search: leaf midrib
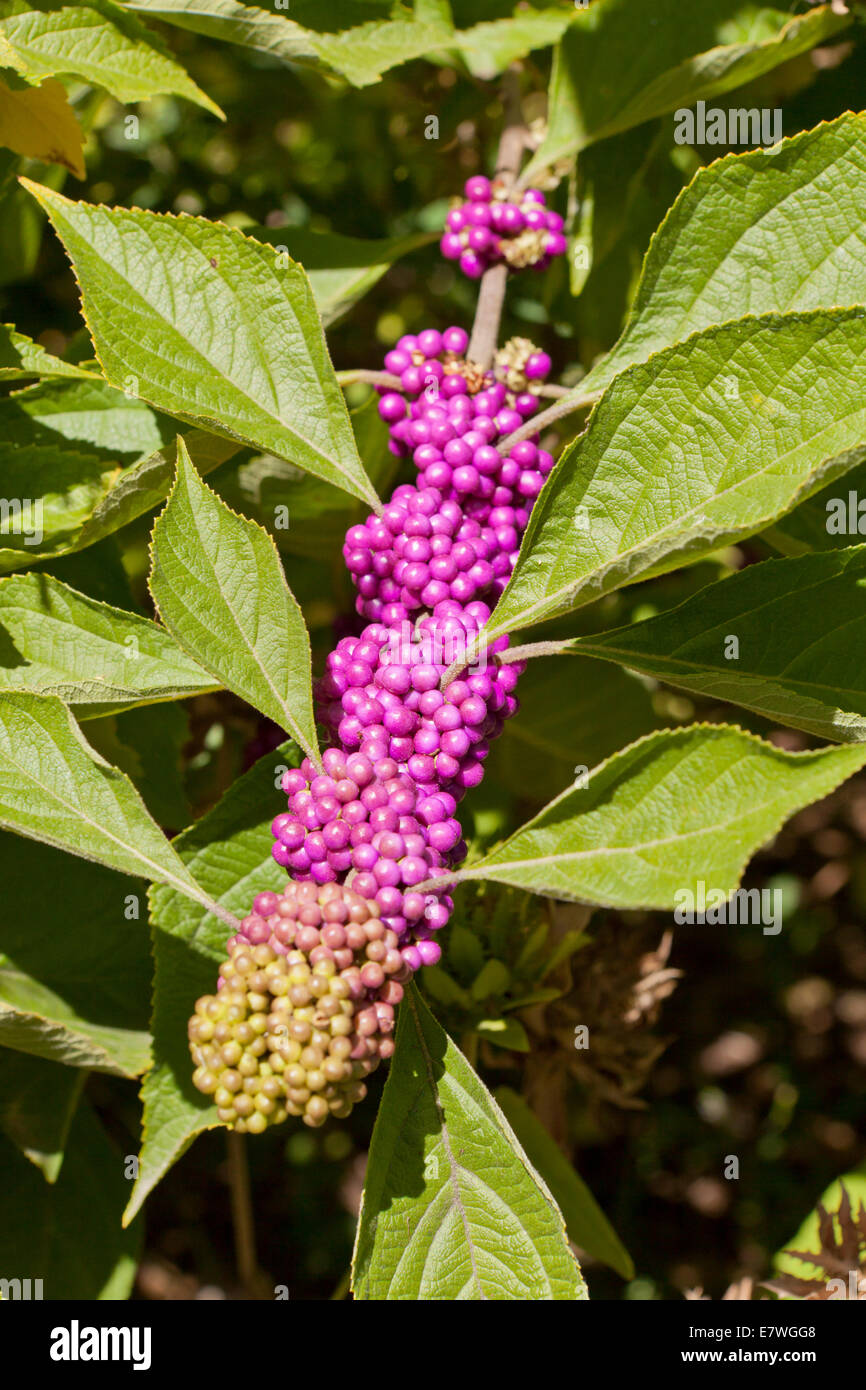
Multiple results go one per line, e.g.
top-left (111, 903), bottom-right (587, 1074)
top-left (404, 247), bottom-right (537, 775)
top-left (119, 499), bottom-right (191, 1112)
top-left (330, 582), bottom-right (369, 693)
top-left (406, 988), bottom-right (486, 1300)
top-left (472, 740), bottom-right (865, 878)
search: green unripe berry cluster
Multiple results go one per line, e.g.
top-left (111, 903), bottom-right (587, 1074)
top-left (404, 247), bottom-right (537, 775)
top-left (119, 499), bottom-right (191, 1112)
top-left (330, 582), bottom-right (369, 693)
top-left (188, 881), bottom-right (406, 1130)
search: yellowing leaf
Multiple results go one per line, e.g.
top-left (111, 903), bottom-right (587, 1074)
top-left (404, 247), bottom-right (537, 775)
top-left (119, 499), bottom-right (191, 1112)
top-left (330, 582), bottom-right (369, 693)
top-left (0, 76), bottom-right (84, 178)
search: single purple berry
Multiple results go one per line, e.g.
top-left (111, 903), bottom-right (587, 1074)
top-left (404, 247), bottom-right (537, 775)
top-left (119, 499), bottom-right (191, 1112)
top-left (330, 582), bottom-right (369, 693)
top-left (545, 231), bottom-right (568, 257)
top-left (417, 328), bottom-right (443, 357)
top-left (442, 326), bottom-right (468, 354)
top-left (459, 249), bottom-right (485, 279)
top-left (524, 351), bottom-right (552, 380)
top-left (499, 204), bottom-right (525, 234)
top-left (439, 233), bottom-right (463, 261)
top-left (464, 175), bottom-right (491, 202)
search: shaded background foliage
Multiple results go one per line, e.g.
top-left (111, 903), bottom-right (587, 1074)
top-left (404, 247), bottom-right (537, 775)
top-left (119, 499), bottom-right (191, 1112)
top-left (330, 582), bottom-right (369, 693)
top-left (1, 2), bottom-right (865, 1299)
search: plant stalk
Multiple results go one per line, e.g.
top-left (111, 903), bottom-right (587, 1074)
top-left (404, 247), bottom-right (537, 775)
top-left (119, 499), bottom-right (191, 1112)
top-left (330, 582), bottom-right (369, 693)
top-left (414, 871), bottom-right (462, 894)
top-left (336, 368), bottom-right (402, 390)
top-left (498, 390), bottom-right (600, 453)
top-left (535, 383), bottom-right (571, 398)
top-left (467, 69), bottom-right (527, 370)
top-left (226, 1131), bottom-right (268, 1297)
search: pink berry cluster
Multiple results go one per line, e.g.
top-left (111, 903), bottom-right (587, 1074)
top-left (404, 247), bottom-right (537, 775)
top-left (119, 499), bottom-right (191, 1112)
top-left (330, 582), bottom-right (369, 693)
top-left (440, 176), bottom-right (567, 279)
top-left (344, 488), bottom-right (508, 621)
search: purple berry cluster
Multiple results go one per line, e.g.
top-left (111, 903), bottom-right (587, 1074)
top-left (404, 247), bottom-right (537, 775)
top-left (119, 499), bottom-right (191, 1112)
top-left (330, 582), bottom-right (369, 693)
top-left (246, 323), bottom-right (560, 985)
top-left (344, 329), bottom-right (553, 624)
top-left (256, 600), bottom-right (525, 979)
top-left (271, 748), bottom-right (454, 972)
top-left (344, 489), bottom-right (507, 622)
top-left (377, 326), bottom-right (552, 466)
top-left (440, 176), bottom-right (567, 278)
top-left (192, 155), bottom-right (565, 1133)
top-left (316, 608), bottom-right (522, 793)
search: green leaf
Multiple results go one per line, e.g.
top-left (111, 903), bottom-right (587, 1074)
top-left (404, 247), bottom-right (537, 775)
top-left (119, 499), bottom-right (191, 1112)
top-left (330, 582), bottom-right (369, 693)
top-left (352, 985), bottom-right (585, 1300)
top-left (0, 691), bottom-right (220, 915)
top-left (75, 429), bottom-right (242, 556)
top-left (501, 987), bottom-right (564, 1012)
top-left (127, 740), bottom-right (296, 1224)
top-left (24, 182), bottom-right (380, 507)
top-left (475, 1015), bottom-right (529, 1052)
top-left (495, 1086), bottom-right (634, 1280)
top-left (0, 968), bottom-right (151, 1075)
top-left (0, 0), bottom-right (223, 115)
top-left (0, 377), bottom-right (189, 573)
top-left (0, 832), bottom-right (152, 1078)
top-left (582, 113), bottom-right (866, 397)
top-left (489, 655), bottom-right (656, 804)
top-left (0, 1049), bottom-right (85, 1181)
top-left (41, 533), bottom-right (138, 609)
top-left (542, 930), bottom-right (590, 978)
top-left (254, 224), bottom-right (435, 327)
top-left (121, 0), bottom-right (445, 88)
top-left (524, 0), bottom-right (849, 179)
top-left (0, 442), bottom-right (113, 569)
top-left (445, 920), bottom-right (484, 981)
top-left (0, 148), bottom-right (63, 288)
top-left (0, 433), bottom-right (239, 575)
top-left (0, 322), bottom-right (98, 380)
top-left (310, 15), bottom-right (455, 87)
top-left (513, 918), bottom-right (549, 973)
top-left (150, 439), bottom-right (320, 765)
top-left (458, 725), bottom-right (866, 910)
top-left (454, 8), bottom-right (572, 78)
top-left (577, 548), bottom-right (866, 743)
top-left (120, 0), bottom-right (327, 67)
top-left (483, 309), bottom-right (866, 646)
top-left (0, 376), bottom-right (174, 455)
top-left (0, 571), bottom-right (218, 716)
top-left (415, 0), bottom-right (451, 20)
top-left (763, 460), bottom-right (866, 558)
top-left (418, 964), bottom-right (471, 1010)
top-left (567, 118), bottom-right (684, 317)
top-left (470, 958), bottom-right (510, 1001)
top-left (0, 1101), bottom-right (141, 1298)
